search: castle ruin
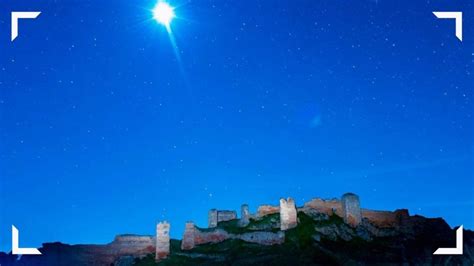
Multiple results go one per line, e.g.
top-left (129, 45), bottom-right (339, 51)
top-left (208, 209), bottom-right (237, 228)
top-left (239, 204), bottom-right (250, 227)
top-left (341, 193), bottom-right (362, 227)
top-left (257, 204), bottom-right (280, 217)
top-left (155, 221), bottom-right (170, 261)
top-left (150, 192), bottom-right (415, 259)
top-left (279, 198), bottom-right (297, 230)
top-left (181, 222), bottom-right (196, 250)
top-left (58, 192), bottom-right (421, 264)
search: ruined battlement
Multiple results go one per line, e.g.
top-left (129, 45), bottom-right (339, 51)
top-left (113, 234), bottom-right (154, 244)
top-left (239, 204), bottom-right (250, 226)
top-left (156, 221), bottom-right (170, 261)
top-left (208, 209), bottom-right (237, 228)
top-left (301, 198), bottom-right (343, 217)
top-left (361, 209), bottom-right (410, 228)
top-left (161, 193), bottom-right (421, 254)
top-left (10, 193), bottom-right (464, 266)
top-left (181, 221), bottom-right (196, 250)
top-left (280, 198), bottom-right (297, 230)
top-left (342, 193), bottom-right (362, 227)
top-left (257, 204), bottom-right (280, 217)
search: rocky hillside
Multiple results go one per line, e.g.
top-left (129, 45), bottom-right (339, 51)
top-left (1, 193), bottom-right (473, 265)
top-left (1, 211), bottom-right (473, 265)
top-left (134, 212), bottom-right (474, 265)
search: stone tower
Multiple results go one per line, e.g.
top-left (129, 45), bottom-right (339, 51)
top-left (239, 204), bottom-right (250, 227)
top-left (280, 198), bottom-right (297, 230)
top-left (155, 221), bottom-right (170, 261)
top-left (181, 221), bottom-right (195, 250)
top-left (208, 209), bottom-right (218, 228)
top-left (342, 193), bottom-right (362, 227)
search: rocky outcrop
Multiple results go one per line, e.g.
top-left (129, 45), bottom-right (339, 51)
top-left (0, 234), bottom-right (155, 266)
top-left (236, 231), bottom-right (285, 245)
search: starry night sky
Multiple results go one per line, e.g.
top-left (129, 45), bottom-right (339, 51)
top-left (0, 0), bottom-right (473, 251)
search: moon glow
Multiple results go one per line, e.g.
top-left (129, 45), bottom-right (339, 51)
top-left (152, 2), bottom-right (175, 27)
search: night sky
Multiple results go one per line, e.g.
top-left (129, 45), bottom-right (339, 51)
top-left (0, 0), bottom-right (473, 251)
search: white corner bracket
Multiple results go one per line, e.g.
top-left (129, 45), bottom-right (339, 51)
top-left (11, 11), bottom-right (41, 42)
top-left (433, 12), bottom-right (463, 42)
top-left (11, 225), bottom-right (42, 255)
top-left (433, 225), bottom-right (463, 255)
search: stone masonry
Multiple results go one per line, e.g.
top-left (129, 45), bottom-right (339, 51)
top-left (208, 209), bottom-right (218, 228)
top-left (280, 198), bottom-right (297, 230)
top-left (239, 204), bottom-right (250, 227)
top-left (181, 222), bottom-right (196, 250)
top-left (208, 209), bottom-right (237, 228)
top-left (342, 193), bottom-right (362, 227)
top-left (257, 205), bottom-right (280, 217)
top-left (175, 192), bottom-right (423, 252)
top-left (155, 221), bottom-right (170, 261)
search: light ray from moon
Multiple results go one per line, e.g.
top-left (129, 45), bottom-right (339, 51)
top-left (151, 1), bottom-right (180, 59)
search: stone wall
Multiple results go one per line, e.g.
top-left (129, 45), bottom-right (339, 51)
top-left (194, 229), bottom-right (229, 245)
top-left (239, 204), bottom-right (250, 227)
top-left (362, 209), bottom-right (409, 228)
top-left (301, 198), bottom-right (343, 217)
top-left (301, 194), bottom-right (411, 229)
top-left (208, 209), bottom-right (237, 228)
top-left (218, 210), bottom-right (237, 223)
top-left (257, 205), bottom-right (280, 217)
top-left (181, 223), bottom-right (284, 250)
top-left (100, 234), bottom-right (155, 264)
top-left (181, 222), bottom-right (196, 250)
top-left (342, 193), bottom-right (362, 227)
top-left (208, 209), bottom-right (218, 228)
top-left (155, 221), bottom-right (170, 261)
top-left (280, 198), bottom-right (297, 230)
top-left (111, 235), bottom-right (155, 253)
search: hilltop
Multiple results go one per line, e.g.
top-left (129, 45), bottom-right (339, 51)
top-left (1, 193), bottom-right (473, 265)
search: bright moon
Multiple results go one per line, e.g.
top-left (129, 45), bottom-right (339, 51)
top-left (152, 2), bottom-right (175, 27)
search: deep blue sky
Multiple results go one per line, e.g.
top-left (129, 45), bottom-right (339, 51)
top-left (0, 0), bottom-right (473, 251)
